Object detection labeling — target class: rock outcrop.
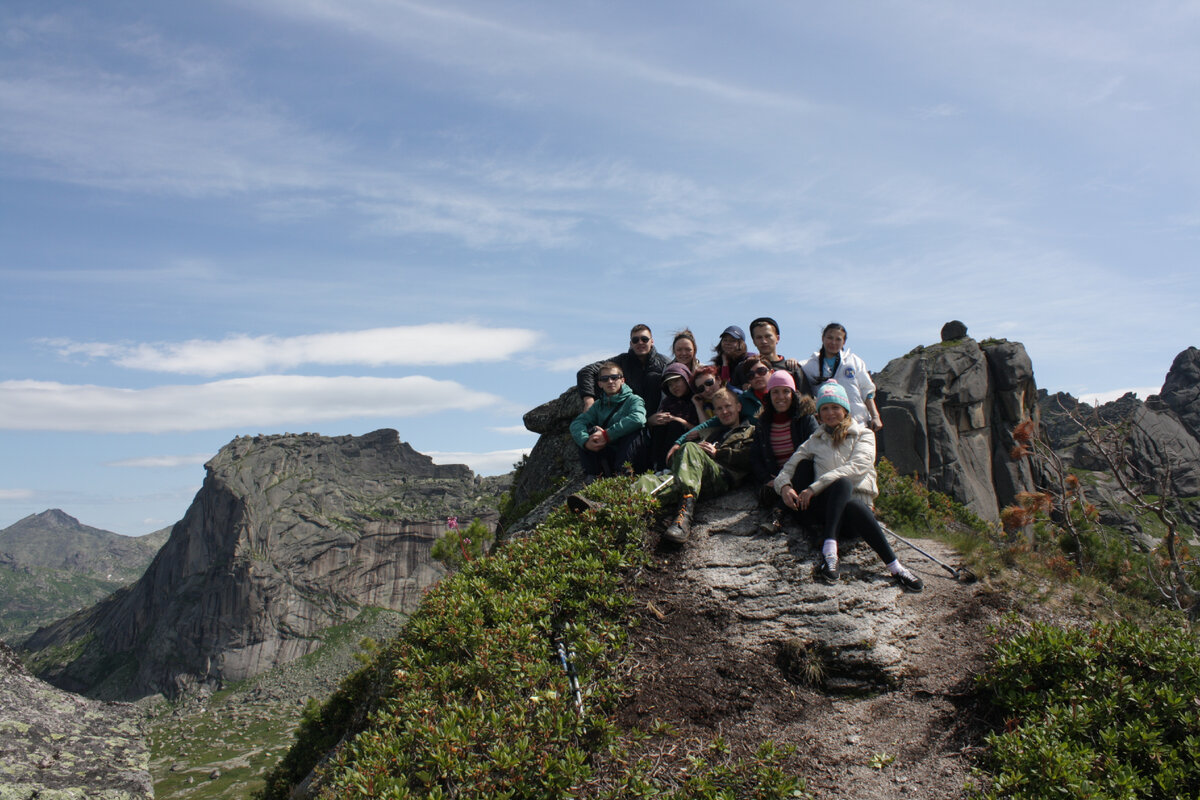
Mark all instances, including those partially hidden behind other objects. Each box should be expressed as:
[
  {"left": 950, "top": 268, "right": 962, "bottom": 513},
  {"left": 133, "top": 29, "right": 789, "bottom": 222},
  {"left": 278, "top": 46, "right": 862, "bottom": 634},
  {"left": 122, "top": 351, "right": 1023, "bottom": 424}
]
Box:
[
  {"left": 1159, "top": 346, "right": 1200, "bottom": 443},
  {"left": 23, "top": 429, "right": 503, "bottom": 700},
  {"left": 0, "top": 639, "right": 151, "bottom": 799},
  {"left": 874, "top": 327, "right": 1038, "bottom": 522}
]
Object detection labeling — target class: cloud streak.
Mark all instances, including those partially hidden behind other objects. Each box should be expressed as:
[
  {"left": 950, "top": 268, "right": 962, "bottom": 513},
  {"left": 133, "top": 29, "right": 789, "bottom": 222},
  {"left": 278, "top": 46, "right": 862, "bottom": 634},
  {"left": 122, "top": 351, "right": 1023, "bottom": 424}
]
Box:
[
  {"left": 43, "top": 324, "right": 539, "bottom": 375},
  {"left": 0, "top": 375, "right": 499, "bottom": 433},
  {"left": 105, "top": 454, "right": 212, "bottom": 468},
  {"left": 426, "top": 448, "right": 532, "bottom": 476}
]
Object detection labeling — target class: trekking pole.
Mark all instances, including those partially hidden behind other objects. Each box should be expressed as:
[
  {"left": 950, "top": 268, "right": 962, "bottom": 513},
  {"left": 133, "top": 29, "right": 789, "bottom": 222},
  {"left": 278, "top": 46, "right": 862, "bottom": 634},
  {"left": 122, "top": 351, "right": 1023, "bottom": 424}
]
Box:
[
  {"left": 551, "top": 625, "right": 585, "bottom": 715},
  {"left": 648, "top": 474, "right": 675, "bottom": 496},
  {"left": 878, "top": 522, "right": 977, "bottom": 583}
]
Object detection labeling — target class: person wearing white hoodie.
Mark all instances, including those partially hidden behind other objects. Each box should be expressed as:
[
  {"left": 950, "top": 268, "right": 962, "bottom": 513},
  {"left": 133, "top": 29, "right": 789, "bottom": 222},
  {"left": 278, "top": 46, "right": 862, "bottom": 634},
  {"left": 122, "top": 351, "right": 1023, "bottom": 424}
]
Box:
[{"left": 773, "top": 382, "right": 922, "bottom": 592}]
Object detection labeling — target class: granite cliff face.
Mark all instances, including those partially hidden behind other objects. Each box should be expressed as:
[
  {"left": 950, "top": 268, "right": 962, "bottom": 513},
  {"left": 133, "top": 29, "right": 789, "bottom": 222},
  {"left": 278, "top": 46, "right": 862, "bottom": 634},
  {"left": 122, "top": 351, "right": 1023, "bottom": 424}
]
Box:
[
  {"left": 874, "top": 325, "right": 1038, "bottom": 522},
  {"left": 24, "top": 429, "right": 502, "bottom": 700}
]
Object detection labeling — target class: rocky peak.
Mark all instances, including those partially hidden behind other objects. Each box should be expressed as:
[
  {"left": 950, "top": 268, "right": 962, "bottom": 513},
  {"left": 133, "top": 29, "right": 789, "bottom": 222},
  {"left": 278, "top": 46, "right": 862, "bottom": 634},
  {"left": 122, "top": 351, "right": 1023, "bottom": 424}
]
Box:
[
  {"left": 23, "top": 429, "right": 499, "bottom": 700},
  {"left": 1159, "top": 346, "right": 1200, "bottom": 442},
  {"left": 873, "top": 326, "right": 1038, "bottom": 521}
]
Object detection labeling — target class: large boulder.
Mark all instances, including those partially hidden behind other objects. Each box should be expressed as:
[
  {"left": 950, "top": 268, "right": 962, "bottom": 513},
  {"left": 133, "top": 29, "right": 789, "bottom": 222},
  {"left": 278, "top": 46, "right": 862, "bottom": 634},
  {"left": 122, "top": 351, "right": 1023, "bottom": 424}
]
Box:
[
  {"left": 23, "top": 429, "right": 502, "bottom": 700},
  {"left": 874, "top": 332, "right": 1038, "bottom": 522}
]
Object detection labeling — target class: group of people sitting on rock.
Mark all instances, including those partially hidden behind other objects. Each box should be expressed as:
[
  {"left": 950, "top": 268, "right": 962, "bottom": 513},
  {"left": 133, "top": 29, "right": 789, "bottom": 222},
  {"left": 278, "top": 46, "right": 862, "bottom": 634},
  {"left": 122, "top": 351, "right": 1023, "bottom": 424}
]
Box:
[{"left": 568, "top": 320, "right": 923, "bottom": 593}]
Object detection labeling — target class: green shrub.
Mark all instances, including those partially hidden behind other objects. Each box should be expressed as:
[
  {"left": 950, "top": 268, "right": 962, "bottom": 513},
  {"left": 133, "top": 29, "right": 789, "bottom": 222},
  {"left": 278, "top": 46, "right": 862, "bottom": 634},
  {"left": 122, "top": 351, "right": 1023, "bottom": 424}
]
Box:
[
  {"left": 972, "top": 619, "right": 1200, "bottom": 799},
  {"left": 257, "top": 480, "right": 807, "bottom": 799}
]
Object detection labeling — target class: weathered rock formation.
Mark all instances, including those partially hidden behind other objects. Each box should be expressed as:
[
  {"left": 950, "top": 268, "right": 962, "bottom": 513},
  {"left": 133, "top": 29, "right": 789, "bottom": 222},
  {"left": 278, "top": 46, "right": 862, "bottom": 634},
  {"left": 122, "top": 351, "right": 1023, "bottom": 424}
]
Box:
[
  {"left": 0, "top": 639, "right": 151, "bottom": 799},
  {"left": 508, "top": 388, "right": 588, "bottom": 532},
  {"left": 0, "top": 511, "right": 168, "bottom": 645},
  {"left": 874, "top": 325, "right": 1038, "bottom": 522},
  {"left": 23, "top": 429, "right": 503, "bottom": 700},
  {"left": 1036, "top": 348, "right": 1200, "bottom": 540}
]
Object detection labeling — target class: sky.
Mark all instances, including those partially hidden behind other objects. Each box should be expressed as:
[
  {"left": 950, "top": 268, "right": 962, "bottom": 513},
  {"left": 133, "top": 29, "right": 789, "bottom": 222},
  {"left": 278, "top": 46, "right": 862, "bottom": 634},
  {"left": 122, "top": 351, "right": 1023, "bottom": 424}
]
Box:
[{"left": 2, "top": 1, "right": 1198, "bottom": 536}]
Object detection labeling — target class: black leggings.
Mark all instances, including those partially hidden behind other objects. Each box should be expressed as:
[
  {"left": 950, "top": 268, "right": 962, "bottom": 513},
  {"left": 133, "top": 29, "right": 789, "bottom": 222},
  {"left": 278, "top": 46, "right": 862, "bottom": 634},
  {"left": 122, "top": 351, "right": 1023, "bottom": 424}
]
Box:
[{"left": 791, "top": 472, "right": 897, "bottom": 565}]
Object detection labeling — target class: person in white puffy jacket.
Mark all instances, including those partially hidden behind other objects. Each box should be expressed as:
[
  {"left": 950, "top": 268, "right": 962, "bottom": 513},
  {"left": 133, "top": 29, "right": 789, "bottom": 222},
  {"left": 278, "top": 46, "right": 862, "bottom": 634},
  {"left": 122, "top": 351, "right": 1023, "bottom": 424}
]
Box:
[
  {"left": 799, "top": 322, "right": 883, "bottom": 431},
  {"left": 773, "top": 382, "right": 922, "bottom": 592}
]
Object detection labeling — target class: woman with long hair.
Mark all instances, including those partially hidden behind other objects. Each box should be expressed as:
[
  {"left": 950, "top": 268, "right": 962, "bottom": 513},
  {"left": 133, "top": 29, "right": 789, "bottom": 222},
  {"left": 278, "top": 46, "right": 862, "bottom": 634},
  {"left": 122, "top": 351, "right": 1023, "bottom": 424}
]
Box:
[
  {"left": 773, "top": 382, "right": 922, "bottom": 592},
  {"left": 800, "top": 322, "right": 882, "bottom": 431},
  {"left": 710, "top": 325, "right": 753, "bottom": 386},
  {"left": 751, "top": 370, "right": 818, "bottom": 533}
]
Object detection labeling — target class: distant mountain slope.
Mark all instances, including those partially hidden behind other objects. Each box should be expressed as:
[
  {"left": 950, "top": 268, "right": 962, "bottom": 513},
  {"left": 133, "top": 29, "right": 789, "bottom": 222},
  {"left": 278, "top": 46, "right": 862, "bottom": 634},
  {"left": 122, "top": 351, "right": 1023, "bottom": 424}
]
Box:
[{"left": 0, "top": 510, "right": 168, "bottom": 645}]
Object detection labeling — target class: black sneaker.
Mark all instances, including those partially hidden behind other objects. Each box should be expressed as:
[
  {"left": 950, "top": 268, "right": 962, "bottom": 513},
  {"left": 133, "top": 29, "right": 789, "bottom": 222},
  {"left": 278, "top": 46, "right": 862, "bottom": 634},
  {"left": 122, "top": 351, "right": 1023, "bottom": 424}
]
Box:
[
  {"left": 894, "top": 566, "right": 924, "bottom": 593},
  {"left": 815, "top": 555, "right": 839, "bottom": 584}
]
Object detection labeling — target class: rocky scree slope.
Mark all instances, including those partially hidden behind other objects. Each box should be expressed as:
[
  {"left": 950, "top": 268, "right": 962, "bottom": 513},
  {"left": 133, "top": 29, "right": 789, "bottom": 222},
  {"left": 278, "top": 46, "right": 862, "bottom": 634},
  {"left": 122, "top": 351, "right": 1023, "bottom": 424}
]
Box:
[
  {"left": 23, "top": 429, "right": 503, "bottom": 701},
  {"left": 0, "top": 639, "right": 152, "bottom": 800}
]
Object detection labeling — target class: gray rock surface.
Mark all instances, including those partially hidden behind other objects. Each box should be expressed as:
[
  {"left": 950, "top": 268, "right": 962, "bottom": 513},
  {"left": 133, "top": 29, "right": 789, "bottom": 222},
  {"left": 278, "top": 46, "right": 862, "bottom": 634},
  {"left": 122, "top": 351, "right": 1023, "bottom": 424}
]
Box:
[
  {"left": 875, "top": 335, "right": 1038, "bottom": 521},
  {"left": 1160, "top": 346, "right": 1200, "bottom": 442},
  {"left": 508, "top": 388, "right": 585, "bottom": 525},
  {"left": 0, "top": 639, "right": 151, "bottom": 799},
  {"left": 24, "top": 429, "right": 502, "bottom": 700},
  {"left": 672, "top": 488, "right": 958, "bottom": 694}
]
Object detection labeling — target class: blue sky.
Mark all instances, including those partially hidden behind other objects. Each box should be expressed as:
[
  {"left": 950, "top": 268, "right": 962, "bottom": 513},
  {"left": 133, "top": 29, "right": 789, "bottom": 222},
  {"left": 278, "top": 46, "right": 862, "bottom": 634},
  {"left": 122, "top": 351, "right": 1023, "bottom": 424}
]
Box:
[{"left": 3, "top": 1, "right": 1198, "bottom": 535}]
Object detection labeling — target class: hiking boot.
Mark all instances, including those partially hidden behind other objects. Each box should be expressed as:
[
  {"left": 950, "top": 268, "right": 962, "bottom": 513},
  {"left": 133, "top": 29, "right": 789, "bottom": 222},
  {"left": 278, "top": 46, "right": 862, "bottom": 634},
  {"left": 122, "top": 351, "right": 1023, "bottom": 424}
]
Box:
[
  {"left": 756, "top": 507, "right": 785, "bottom": 536},
  {"left": 894, "top": 566, "right": 924, "bottom": 593},
  {"left": 662, "top": 494, "right": 696, "bottom": 545},
  {"left": 815, "top": 554, "right": 839, "bottom": 584},
  {"left": 567, "top": 493, "right": 604, "bottom": 514}
]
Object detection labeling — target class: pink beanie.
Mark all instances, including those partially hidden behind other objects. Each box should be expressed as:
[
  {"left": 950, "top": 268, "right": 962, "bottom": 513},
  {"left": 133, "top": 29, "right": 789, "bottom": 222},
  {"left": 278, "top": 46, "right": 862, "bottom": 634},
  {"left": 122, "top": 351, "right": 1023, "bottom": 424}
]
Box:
[{"left": 765, "top": 370, "right": 795, "bottom": 392}]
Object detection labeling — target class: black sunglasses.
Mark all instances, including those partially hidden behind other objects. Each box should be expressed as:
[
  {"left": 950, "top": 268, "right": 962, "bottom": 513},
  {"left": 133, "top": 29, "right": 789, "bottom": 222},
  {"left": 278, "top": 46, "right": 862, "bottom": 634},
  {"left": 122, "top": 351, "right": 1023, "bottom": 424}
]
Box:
[
  {"left": 694, "top": 377, "right": 717, "bottom": 389},
  {"left": 750, "top": 366, "right": 770, "bottom": 377},
  {"left": 598, "top": 374, "right": 624, "bottom": 383},
  {"left": 630, "top": 335, "right": 651, "bottom": 344}
]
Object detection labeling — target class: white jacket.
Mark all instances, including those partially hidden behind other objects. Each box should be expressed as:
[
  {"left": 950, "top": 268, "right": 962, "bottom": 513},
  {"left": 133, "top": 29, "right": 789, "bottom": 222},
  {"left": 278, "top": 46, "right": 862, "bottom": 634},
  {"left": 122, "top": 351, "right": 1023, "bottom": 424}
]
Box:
[
  {"left": 773, "top": 419, "right": 878, "bottom": 504},
  {"left": 800, "top": 348, "right": 876, "bottom": 425}
]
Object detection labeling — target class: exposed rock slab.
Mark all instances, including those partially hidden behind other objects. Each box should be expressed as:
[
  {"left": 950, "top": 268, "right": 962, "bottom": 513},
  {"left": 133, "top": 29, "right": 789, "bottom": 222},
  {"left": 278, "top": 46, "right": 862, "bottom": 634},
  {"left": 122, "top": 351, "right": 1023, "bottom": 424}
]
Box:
[
  {"left": 676, "top": 488, "right": 932, "bottom": 693},
  {"left": 0, "top": 640, "right": 151, "bottom": 799}
]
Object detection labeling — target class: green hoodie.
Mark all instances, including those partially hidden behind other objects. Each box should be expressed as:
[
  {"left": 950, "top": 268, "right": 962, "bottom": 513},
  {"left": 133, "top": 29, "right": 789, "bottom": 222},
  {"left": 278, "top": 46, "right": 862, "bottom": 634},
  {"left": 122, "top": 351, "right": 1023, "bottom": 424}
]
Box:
[{"left": 569, "top": 384, "right": 647, "bottom": 447}]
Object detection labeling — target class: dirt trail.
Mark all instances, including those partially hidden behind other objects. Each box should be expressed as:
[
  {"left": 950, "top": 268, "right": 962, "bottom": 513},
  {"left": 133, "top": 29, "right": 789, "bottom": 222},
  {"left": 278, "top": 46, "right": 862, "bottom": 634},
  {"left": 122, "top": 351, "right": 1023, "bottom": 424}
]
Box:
[{"left": 614, "top": 488, "right": 1007, "bottom": 799}]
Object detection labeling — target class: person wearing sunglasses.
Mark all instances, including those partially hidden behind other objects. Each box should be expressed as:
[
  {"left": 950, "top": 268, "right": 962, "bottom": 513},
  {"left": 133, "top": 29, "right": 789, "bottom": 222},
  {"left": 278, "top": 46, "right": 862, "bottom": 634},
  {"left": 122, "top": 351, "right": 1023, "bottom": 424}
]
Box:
[
  {"left": 677, "top": 357, "right": 764, "bottom": 447},
  {"left": 799, "top": 322, "right": 882, "bottom": 431},
  {"left": 569, "top": 363, "right": 648, "bottom": 478},
  {"left": 690, "top": 365, "right": 724, "bottom": 422},
  {"left": 577, "top": 324, "right": 669, "bottom": 416},
  {"left": 733, "top": 317, "right": 815, "bottom": 399}
]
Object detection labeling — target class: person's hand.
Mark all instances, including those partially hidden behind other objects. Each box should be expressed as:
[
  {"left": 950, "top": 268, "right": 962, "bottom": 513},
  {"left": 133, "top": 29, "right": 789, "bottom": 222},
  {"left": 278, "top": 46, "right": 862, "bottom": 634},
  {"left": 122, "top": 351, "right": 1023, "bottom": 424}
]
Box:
[
  {"left": 649, "top": 412, "right": 668, "bottom": 426},
  {"left": 784, "top": 358, "right": 800, "bottom": 371},
  {"left": 869, "top": 417, "right": 884, "bottom": 432},
  {"left": 797, "top": 487, "right": 814, "bottom": 510},
  {"left": 699, "top": 441, "right": 717, "bottom": 457},
  {"left": 665, "top": 444, "right": 680, "bottom": 462},
  {"left": 585, "top": 430, "right": 607, "bottom": 451}
]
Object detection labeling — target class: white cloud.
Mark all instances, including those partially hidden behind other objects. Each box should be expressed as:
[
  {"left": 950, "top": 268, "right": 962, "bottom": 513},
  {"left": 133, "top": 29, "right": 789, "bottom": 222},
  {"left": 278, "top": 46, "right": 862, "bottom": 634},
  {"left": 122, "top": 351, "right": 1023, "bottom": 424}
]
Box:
[
  {"left": 489, "top": 425, "right": 536, "bottom": 436},
  {"left": 1076, "top": 385, "right": 1162, "bottom": 407},
  {"left": 106, "top": 454, "right": 211, "bottom": 468},
  {"left": 0, "top": 489, "right": 34, "bottom": 500},
  {"left": 543, "top": 350, "right": 615, "bottom": 373},
  {"left": 426, "top": 448, "right": 531, "bottom": 476},
  {"left": 43, "top": 324, "right": 539, "bottom": 376},
  {"left": 0, "top": 375, "right": 500, "bottom": 433}
]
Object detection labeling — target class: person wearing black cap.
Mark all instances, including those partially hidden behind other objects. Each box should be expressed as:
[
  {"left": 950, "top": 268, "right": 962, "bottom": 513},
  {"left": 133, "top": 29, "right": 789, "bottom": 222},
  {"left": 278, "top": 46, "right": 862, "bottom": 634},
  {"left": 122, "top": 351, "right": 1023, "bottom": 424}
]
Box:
[
  {"left": 733, "top": 317, "right": 815, "bottom": 397},
  {"left": 710, "top": 324, "right": 753, "bottom": 386}
]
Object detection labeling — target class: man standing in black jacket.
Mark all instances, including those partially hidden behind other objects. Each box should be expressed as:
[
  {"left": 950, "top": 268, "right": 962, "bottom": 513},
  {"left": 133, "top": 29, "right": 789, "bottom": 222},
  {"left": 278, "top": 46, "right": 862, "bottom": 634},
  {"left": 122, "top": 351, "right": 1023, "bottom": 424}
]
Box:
[{"left": 577, "top": 324, "right": 669, "bottom": 415}]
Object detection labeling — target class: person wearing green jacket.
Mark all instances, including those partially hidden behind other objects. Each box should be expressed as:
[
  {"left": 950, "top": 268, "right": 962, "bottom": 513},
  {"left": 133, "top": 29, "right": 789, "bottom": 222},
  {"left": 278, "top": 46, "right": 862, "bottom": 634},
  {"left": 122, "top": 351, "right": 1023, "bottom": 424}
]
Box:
[{"left": 569, "top": 362, "right": 647, "bottom": 477}]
